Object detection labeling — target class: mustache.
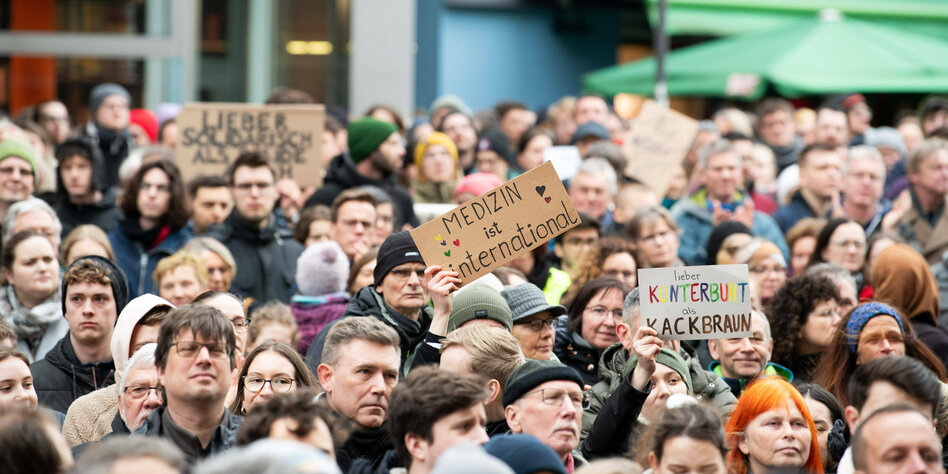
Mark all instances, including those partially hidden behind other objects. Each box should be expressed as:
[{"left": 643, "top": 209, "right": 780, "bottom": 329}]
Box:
[{"left": 552, "top": 421, "right": 578, "bottom": 435}]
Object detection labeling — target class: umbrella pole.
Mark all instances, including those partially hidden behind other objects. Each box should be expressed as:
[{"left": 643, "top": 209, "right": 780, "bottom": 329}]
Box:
[{"left": 653, "top": 0, "right": 669, "bottom": 107}]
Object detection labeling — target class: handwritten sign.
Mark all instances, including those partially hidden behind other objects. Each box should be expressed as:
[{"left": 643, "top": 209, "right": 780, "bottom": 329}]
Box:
[
  {"left": 175, "top": 103, "right": 325, "bottom": 188},
  {"left": 410, "top": 161, "right": 579, "bottom": 286},
  {"left": 622, "top": 100, "right": 698, "bottom": 197},
  {"left": 638, "top": 264, "right": 752, "bottom": 340}
]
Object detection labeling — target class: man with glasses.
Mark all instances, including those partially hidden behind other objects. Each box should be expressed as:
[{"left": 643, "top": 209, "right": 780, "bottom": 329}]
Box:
[
  {"left": 329, "top": 189, "right": 377, "bottom": 262},
  {"left": 135, "top": 305, "right": 241, "bottom": 463},
  {"left": 205, "top": 151, "right": 303, "bottom": 304},
  {"left": 502, "top": 283, "right": 567, "bottom": 361},
  {"left": 193, "top": 291, "right": 248, "bottom": 356},
  {"left": 503, "top": 359, "right": 588, "bottom": 470},
  {"left": 0, "top": 140, "right": 38, "bottom": 225},
  {"left": 672, "top": 139, "right": 788, "bottom": 265},
  {"left": 116, "top": 344, "right": 162, "bottom": 434},
  {"left": 306, "top": 231, "right": 433, "bottom": 375}
]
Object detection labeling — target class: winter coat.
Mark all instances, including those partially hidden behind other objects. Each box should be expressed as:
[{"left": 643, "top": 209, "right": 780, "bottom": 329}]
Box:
[
  {"left": 78, "top": 121, "right": 134, "bottom": 190},
  {"left": 204, "top": 211, "right": 303, "bottom": 304},
  {"left": 581, "top": 369, "right": 648, "bottom": 461},
  {"left": 553, "top": 328, "right": 601, "bottom": 388},
  {"left": 774, "top": 190, "right": 821, "bottom": 234},
  {"left": 133, "top": 406, "right": 242, "bottom": 464},
  {"left": 53, "top": 187, "right": 122, "bottom": 237},
  {"left": 709, "top": 361, "right": 794, "bottom": 399},
  {"left": 670, "top": 188, "right": 789, "bottom": 265},
  {"left": 895, "top": 192, "right": 948, "bottom": 265},
  {"left": 108, "top": 222, "right": 192, "bottom": 298},
  {"left": 62, "top": 384, "right": 118, "bottom": 448},
  {"left": 411, "top": 180, "right": 456, "bottom": 204},
  {"left": 290, "top": 293, "right": 349, "bottom": 354},
  {"left": 305, "top": 285, "right": 433, "bottom": 376},
  {"left": 581, "top": 342, "right": 735, "bottom": 442},
  {"left": 304, "top": 154, "right": 419, "bottom": 228},
  {"left": 32, "top": 335, "right": 115, "bottom": 414},
  {"left": 0, "top": 288, "right": 66, "bottom": 362},
  {"left": 933, "top": 251, "right": 948, "bottom": 329},
  {"left": 337, "top": 424, "right": 394, "bottom": 474},
  {"left": 767, "top": 135, "right": 805, "bottom": 174}
]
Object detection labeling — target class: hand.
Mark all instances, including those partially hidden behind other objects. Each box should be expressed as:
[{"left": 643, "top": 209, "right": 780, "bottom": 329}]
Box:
[
  {"left": 351, "top": 239, "right": 370, "bottom": 262},
  {"left": 630, "top": 326, "right": 664, "bottom": 391},
  {"left": 710, "top": 200, "right": 732, "bottom": 227},
  {"left": 830, "top": 189, "right": 847, "bottom": 219},
  {"left": 425, "top": 266, "right": 462, "bottom": 336},
  {"left": 275, "top": 178, "right": 304, "bottom": 222},
  {"left": 881, "top": 190, "right": 911, "bottom": 233},
  {"left": 732, "top": 199, "right": 755, "bottom": 229}
]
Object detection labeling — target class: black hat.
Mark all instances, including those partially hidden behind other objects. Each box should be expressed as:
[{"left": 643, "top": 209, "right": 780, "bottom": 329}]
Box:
[
  {"left": 61, "top": 256, "right": 130, "bottom": 316},
  {"left": 503, "top": 359, "right": 583, "bottom": 407},
  {"left": 477, "top": 128, "right": 513, "bottom": 163},
  {"left": 374, "top": 231, "right": 426, "bottom": 286}
]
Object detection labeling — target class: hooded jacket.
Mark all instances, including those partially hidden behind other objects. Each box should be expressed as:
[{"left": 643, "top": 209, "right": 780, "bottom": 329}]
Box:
[
  {"left": 670, "top": 188, "right": 790, "bottom": 265},
  {"left": 108, "top": 221, "right": 192, "bottom": 298},
  {"left": 51, "top": 137, "right": 120, "bottom": 236},
  {"left": 304, "top": 154, "right": 420, "bottom": 228},
  {"left": 204, "top": 211, "right": 303, "bottom": 304},
  {"left": 305, "top": 285, "right": 433, "bottom": 376},
  {"left": 31, "top": 335, "right": 116, "bottom": 414},
  {"left": 581, "top": 341, "right": 736, "bottom": 442}
]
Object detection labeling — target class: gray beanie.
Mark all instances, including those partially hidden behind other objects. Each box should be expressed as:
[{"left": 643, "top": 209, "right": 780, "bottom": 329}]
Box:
[
  {"left": 296, "top": 241, "right": 349, "bottom": 297},
  {"left": 89, "top": 83, "right": 131, "bottom": 114}
]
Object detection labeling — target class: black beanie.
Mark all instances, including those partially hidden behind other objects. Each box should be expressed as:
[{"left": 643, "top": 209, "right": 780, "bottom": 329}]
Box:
[
  {"left": 374, "top": 231, "right": 426, "bottom": 286},
  {"left": 503, "top": 359, "right": 584, "bottom": 407},
  {"left": 705, "top": 221, "right": 752, "bottom": 265},
  {"left": 61, "top": 256, "right": 130, "bottom": 316}
]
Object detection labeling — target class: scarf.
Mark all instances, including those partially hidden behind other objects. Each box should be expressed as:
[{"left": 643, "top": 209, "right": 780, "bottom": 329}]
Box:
[
  {"left": 0, "top": 286, "right": 61, "bottom": 350},
  {"left": 121, "top": 218, "right": 172, "bottom": 250}
]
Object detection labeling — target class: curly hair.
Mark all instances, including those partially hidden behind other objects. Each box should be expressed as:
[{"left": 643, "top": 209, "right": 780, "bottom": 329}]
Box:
[{"left": 766, "top": 274, "right": 840, "bottom": 366}]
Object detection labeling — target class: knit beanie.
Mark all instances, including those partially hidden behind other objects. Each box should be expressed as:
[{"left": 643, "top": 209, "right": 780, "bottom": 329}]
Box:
[
  {"left": 0, "top": 140, "right": 38, "bottom": 187},
  {"left": 414, "top": 131, "right": 458, "bottom": 182},
  {"left": 454, "top": 172, "right": 503, "bottom": 201},
  {"left": 89, "top": 83, "right": 131, "bottom": 114},
  {"left": 348, "top": 117, "right": 399, "bottom": 164},
  {"left": 374, "top": 231, "right": 425, "bottom": 286},
  {"left": 477, "top": 129, "right": 513, "bottom": 163},
  {"left": 846, "top": 302, "right": 905, "bottom": 353},
  {"left": 130, "top": 108, "right": 159, "bottom": 142},
  {"left": 61, "top": 255, "right": 130, "bottom": 316},
  {"left": 624, "top": 347, "right": 694, "bottom": 394},
  {"left": 503, "top": 359, "right": 584, "bottom": 407},
  {"left": 483, "top": 434, "right": 566, "bottom": 474},
  {"left": 296, "top": 241, "right": 350, "bottom": 297},
  {"left": 705, "top": 221, "right": 751, "bottom": 265},
  {"left": 447, "top": 285, "right": 513, "bottom": 333}
]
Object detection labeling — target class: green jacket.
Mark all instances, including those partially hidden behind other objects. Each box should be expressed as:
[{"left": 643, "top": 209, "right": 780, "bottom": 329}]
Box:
[{"left": 581, "top": 341, "right": 737, "bottom": 442}]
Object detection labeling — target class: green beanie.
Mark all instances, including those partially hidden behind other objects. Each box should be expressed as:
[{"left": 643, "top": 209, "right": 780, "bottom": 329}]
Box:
[
  {"left": 348, "top": 117, "right": 399, "bottom": 164},
  {"left": 0, "top": 140, "right": 38, "bottom": 187},
  {"left": 624, "top": 347, "right": 693, "bottom": 394}
]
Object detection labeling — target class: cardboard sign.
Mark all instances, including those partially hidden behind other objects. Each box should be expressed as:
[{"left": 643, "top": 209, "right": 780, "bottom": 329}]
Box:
[
  {"left": 638, "top": 264, "right": 753, "bottom": 340},
  {"left": 623, "top": 100, "right": 698, "bottom": 197},
  {"left": 410, "top": 161, "right": 579, "bottom": 286},
  {"left": 175, "top": 103, "right": 325, "bottom": 188}
]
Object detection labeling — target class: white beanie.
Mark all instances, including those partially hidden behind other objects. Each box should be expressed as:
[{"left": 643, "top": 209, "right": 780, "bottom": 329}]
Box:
[{"left": 296, "top": 241, "right": 350, "bottom": 297}]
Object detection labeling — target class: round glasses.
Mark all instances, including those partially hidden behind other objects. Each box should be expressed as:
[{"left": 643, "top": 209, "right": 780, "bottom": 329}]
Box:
[{"left": 243, "top": 375, "right": 296, "bottom": 393}]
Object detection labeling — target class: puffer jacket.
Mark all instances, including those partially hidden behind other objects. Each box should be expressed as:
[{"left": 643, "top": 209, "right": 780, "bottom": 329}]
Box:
[
  {"left": 108, "top": 222, "right": 192, "bottom": 297},
  {"left": 553, "top": 327, "right": 601, "bottom": 387},
  {"left": 32, "top": 335, "right": 115, "bottom": 414}
]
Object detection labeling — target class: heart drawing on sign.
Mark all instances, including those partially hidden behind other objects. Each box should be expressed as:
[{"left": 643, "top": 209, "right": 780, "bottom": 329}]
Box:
[
  {"left": 435, "top": 234, "right": 442, "bottom": 241},
  {"left": 453, "top": 239, "right": 461, "bottom": 247},
  {"left": 444, "top": 250, "right": 451, "bottom": 257},
  {"left": 545, "top": 197, "right": 551, "bottom": 203},
  {"left": 440, "top": 240, "right": 447, "bottom": 246},
  {"left": 535, "top": 185, "right": 546, "bottom": 197}
]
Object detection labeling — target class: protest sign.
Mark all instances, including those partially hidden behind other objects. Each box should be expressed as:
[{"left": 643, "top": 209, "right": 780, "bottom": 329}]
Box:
[
  {"left": 623, "top": 100, "right": 699, "bottom": 197},
  {"left": 175, "top": 103, "right": 325, "bottom": 188},
  {"left": 638, "top": 264, "right": 753, "bottom": 340},
  {"left": 410, "top": 161, "right": 579, "bottom": 286}
]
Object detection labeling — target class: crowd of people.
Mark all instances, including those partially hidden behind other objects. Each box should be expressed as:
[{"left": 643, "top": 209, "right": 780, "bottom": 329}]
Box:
[{"left": 1, "top": 83, "right": 948, "bottom": 474}]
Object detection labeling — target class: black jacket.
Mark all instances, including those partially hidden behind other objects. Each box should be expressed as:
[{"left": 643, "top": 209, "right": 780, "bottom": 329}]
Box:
[
  {"left": 52, "top": 187, "right": 122, "bottom": 237},
  {"left": 581, "top": 376, "right": 648, "bottom": 461},
  {"left": 79, "top": 121, "right": 133, "bottom": 189},
  {"left": 306, "top": 285, "right": 433, "bottom": 376},
  {"left": 133, "top": 406, "right": 242, "bottom": 464},
  {"left": 336, "top": 424, "right": 393, "bottom": 473},
  {"left": 205, "top": 211, "right": 303, "bottom": 304},
  {"left": 553, "top": 328, "right": 601, "bottom": 387},
  {"left": 304, "top": 154, "right": 419, "bottom": 228},
  {"left": 32, "top": 335, "right": 115, "bottom": 414}
]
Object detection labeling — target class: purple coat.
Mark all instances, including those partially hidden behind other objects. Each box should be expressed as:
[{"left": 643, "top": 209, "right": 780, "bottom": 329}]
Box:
[{"left": 290, "top": 293, "right": 349, "bottom": 354}]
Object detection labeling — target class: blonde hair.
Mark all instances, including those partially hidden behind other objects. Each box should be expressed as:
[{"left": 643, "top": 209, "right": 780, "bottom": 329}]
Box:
[
  {"left": 248, "top": 302, "right": 300, "bottom": 349},
  {"left": 153, "top": 251, "right": 208, "bottom": 289},
  {"left": 181, "top": 236, "right": 237, "bottom": 274},
  {"left": 441, "top": 325, "right": 524, "bottom": 387},
  {"left": 60, "top": 225, "right": 115, "bottom": 265}
]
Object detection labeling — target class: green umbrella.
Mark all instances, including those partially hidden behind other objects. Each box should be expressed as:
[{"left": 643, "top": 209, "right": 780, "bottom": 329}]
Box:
[{"left": 583, "top": 10, "right": 948, "bottom": 99}]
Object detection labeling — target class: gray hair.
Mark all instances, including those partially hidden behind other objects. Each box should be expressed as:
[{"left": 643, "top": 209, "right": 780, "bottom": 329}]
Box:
[
  {"left": 182, "top": 236, "right": 238, "bottom": 274},
  {"left": 622, "top": 287, "right": 641, "bottom": 327},
  {"left": 321, "top": 317, "right": 401, "bottom": 367},
  {"left": 583, "top": 141, "right": 626, "bottom": 178},
  {"left": 805, "top": 262, "right": 857, "bottom": 295},
  {"left": 1, "top": 196, "right": 62, "bottom": 245},
  {"left": 574, "top": 157, "right": 618, "bottom": 196},
  {"left": 697, "top": 139, "right": 739, "bottom": 170},
  {"left": 845, "top": 145, "right": 885, "bottom": 176},
  {"left": 68, "top": 435, "right": 187, "bottom": 474},
  {"left": 116, "top": 343, "right": 157, "bottom": 394}
]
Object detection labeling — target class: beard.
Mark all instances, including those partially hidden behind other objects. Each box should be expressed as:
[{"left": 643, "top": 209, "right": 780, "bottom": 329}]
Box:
[{"left": 370, "top": 151, "right": 397, "bottom": 178}]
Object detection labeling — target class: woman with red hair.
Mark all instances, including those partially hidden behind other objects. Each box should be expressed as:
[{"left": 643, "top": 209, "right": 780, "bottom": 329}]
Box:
[{"left": 725, "top": 376, "right": 823, "bottom": 474}]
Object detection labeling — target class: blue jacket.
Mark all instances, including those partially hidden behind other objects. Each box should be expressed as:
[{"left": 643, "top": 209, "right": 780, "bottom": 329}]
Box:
[
  {"left": 774, "top": 190, "right": 820, "bottom": 234},
  {"left": 108, "top": 223, "right": 192, "bottom": 297},
  {"left": 670, "top": 189, "right": 789, "bottom": 266}
]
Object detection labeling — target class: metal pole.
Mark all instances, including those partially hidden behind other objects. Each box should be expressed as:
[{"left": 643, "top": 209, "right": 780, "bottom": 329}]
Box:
[{"left": 653, "top": 0, "right": 669, "bottom": 106}]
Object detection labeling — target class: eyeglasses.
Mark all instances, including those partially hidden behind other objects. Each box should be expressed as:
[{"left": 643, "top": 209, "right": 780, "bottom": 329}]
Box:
[
  {"left": 123, "top": 384, "right": 163, "bottom": 401},
  {"left": 389, "top": 268, "right": 425, "bottom": 282},
  {"left": 243, "top": 375, "right": 296, "bottom": 393},
  {"left": 0, "top": 166, "right": 35, "bottom": 178},
  {"left": 831, "top": 240, "right": 866, "bottom": 249},
  {"left": 231, "top": 317, "right": 249, "bottom": 332},
  {"left": 234, "top": 182, "right": 273, "bottom": 192},
  {"left": 514, "top": 318, "right": 555, "bottom": 332},
  {"left": 585, "top": 306, "right": 623, "bottom": 321},
  {"left": 170, "top": 341, "right": 230, "bottom": 359},
  {"left": 524, "top": 388, "right": 589, "bottom": 409}
]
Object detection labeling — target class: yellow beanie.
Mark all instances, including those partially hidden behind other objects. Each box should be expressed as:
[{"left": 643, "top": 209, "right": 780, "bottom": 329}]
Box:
[{"left": 413, "top": 132, "right": 458, "bottom": 182}]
